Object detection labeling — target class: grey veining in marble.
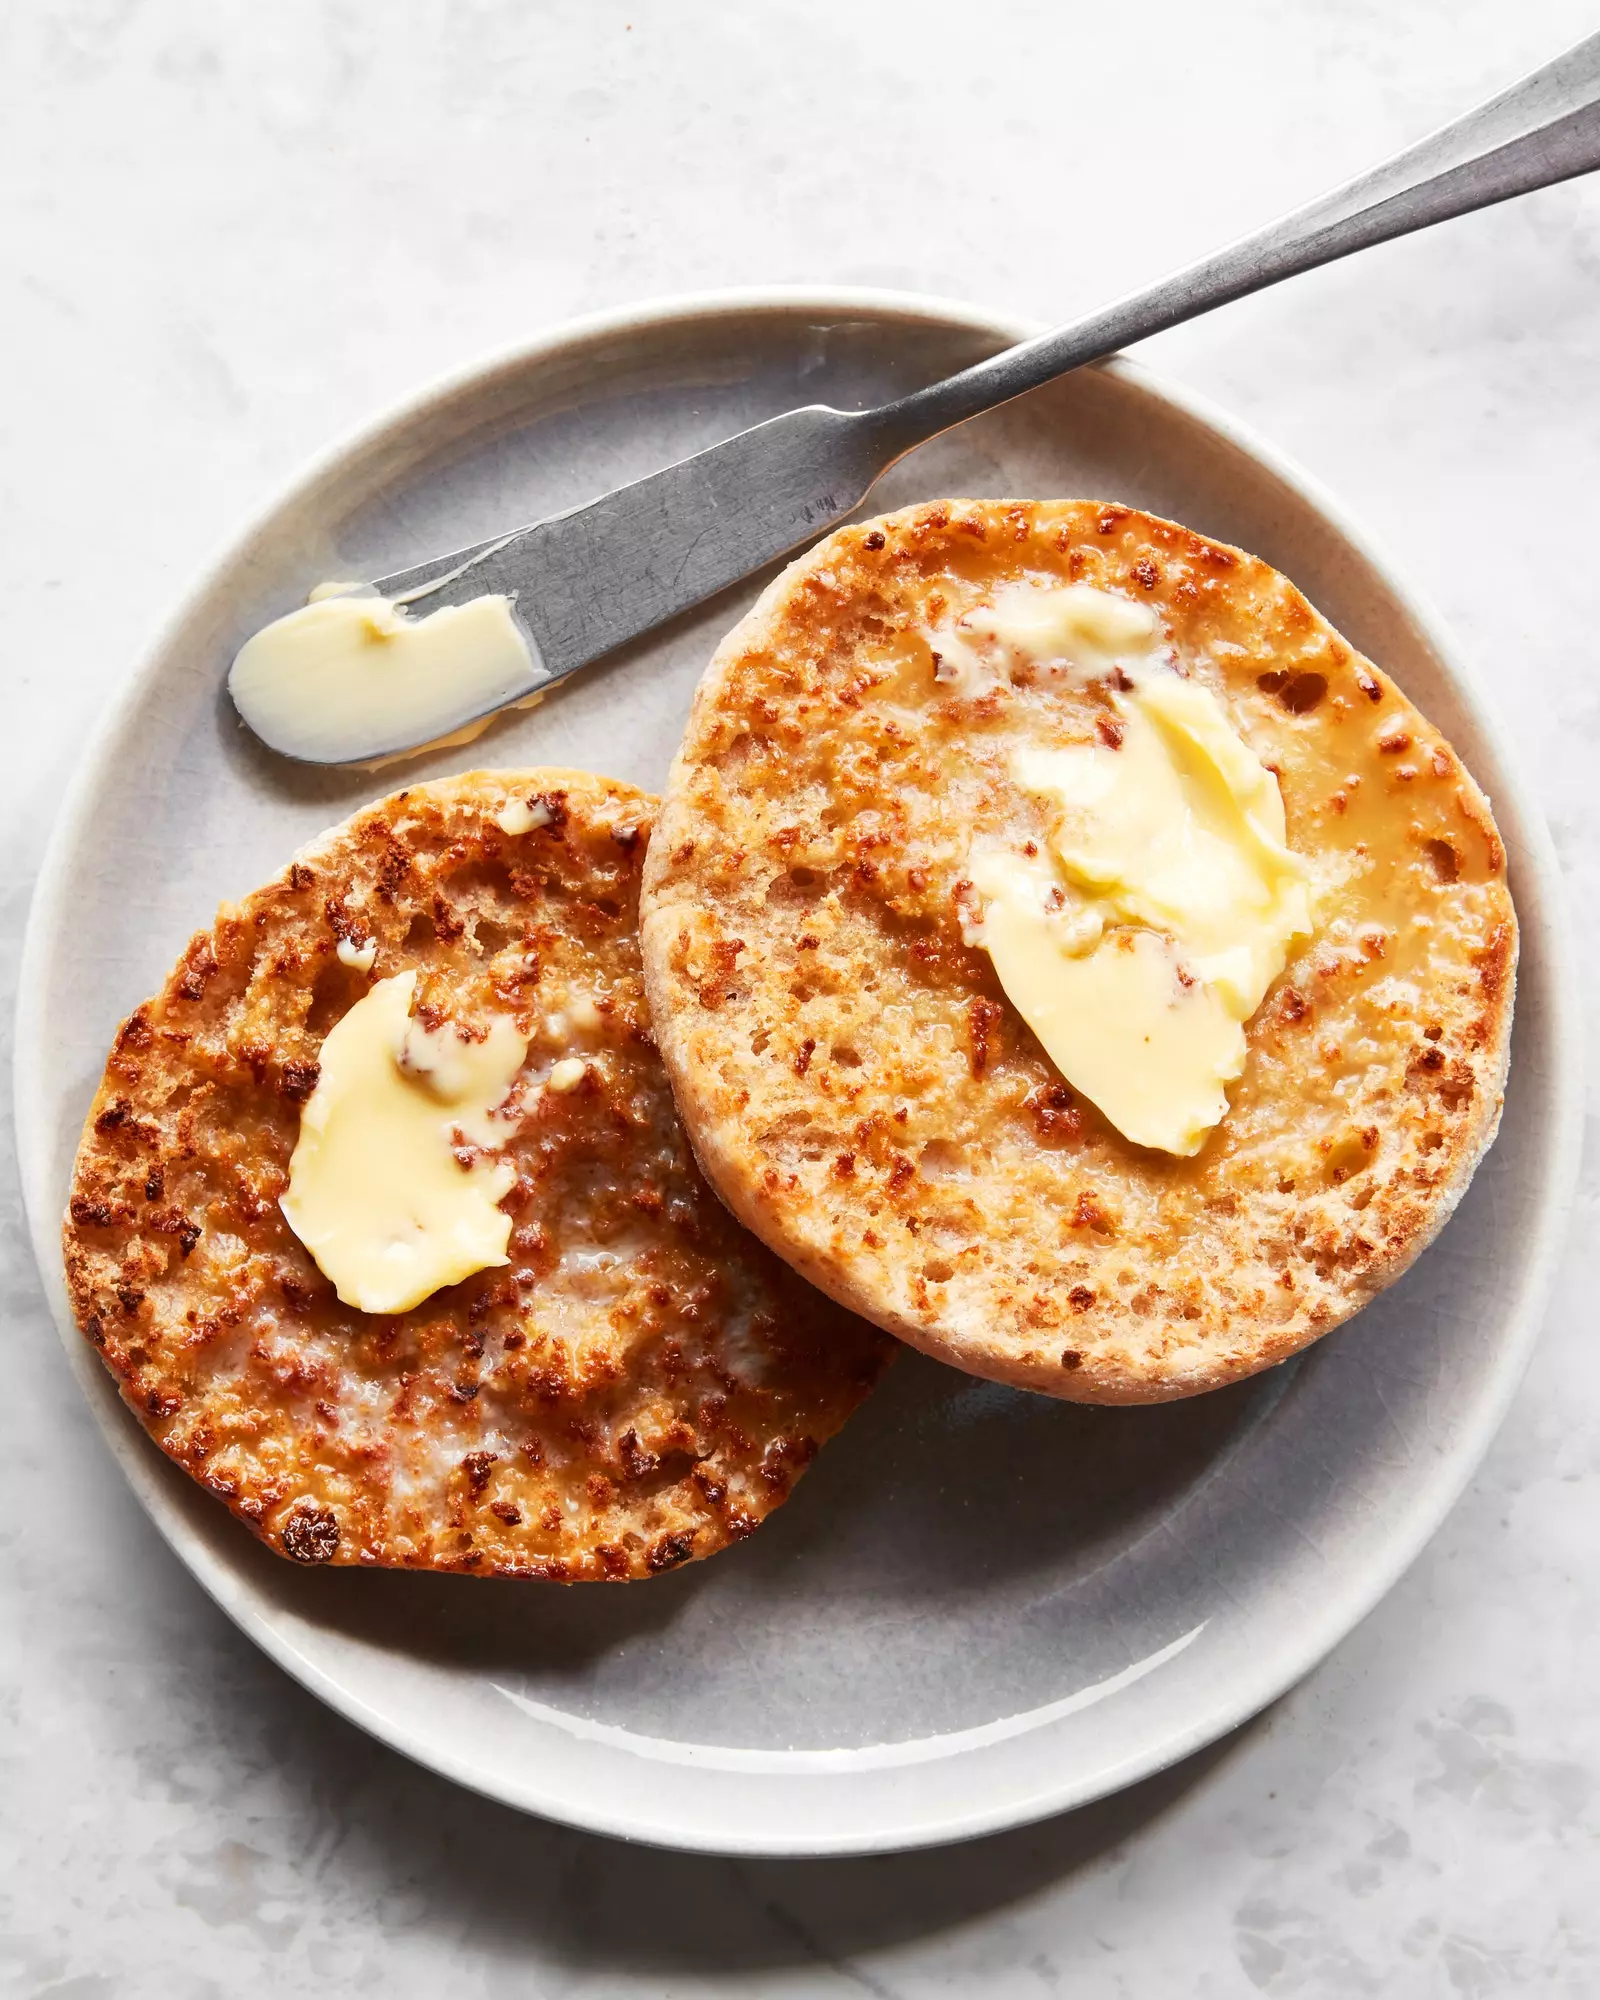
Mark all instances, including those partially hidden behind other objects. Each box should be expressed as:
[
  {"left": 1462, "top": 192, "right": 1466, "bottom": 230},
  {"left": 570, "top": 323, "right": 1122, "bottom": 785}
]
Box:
[{"left": 1, "top": 1, "right": 1596, "bottom": 1994}]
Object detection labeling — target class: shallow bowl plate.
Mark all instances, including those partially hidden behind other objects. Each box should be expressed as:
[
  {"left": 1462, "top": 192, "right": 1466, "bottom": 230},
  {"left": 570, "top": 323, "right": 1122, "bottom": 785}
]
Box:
[{"left": 15, "top": 291, "right": 1581, "bottom": 1855}]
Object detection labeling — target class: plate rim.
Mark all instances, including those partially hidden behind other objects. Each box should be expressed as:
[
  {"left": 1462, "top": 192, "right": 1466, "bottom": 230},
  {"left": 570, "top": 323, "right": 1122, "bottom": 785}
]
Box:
[{"left": 14, "top": 284, "right": 1584, "bottom": 1856}]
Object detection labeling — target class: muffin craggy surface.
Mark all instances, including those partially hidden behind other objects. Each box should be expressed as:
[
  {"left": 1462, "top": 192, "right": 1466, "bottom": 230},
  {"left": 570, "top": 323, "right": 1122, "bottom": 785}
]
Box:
[
  {"left": 639, "top": 501, "right": 1516, "bottom": 1403},
  {"left": 63, "top": 771, "right": 892, "bottom": 1576}
]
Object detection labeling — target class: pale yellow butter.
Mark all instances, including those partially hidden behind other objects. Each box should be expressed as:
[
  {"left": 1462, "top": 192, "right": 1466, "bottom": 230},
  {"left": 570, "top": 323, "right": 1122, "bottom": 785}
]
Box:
[
  {"left": 335, "top": 934, "right": 377, "bottom": 972},
  {"left": 965, "top": 579, "right": 1160, "bottom": 672},
  {"left": 495, "top": 794, "right": 555, "bottom": 836},
  {"left": 966, "top": 586, "right": 1313, "bottom": 1155},
  {"left": 281, "top": 971, "right": 527, "bottom": 1313},
  {"left": 932, "top": 580, "right": 1161, "bottom": 693},
  {"left": 969, "top": 847, "right": 1245, "bottom": 1152},
  {"left": 230, "top": 589, "right": 535, "bottom": 766}
]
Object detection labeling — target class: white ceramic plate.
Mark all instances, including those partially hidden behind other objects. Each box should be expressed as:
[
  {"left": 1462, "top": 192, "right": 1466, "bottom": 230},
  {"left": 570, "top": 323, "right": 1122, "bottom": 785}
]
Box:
[{"left": 16, "top": 291, "right": 1581, "bottom": 1856}]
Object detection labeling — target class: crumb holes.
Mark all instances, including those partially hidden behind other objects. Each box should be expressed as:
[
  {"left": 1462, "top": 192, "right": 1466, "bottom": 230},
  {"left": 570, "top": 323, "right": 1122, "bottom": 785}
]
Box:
[
  {"left": 1258, "top": 668, "right": 1329, "bottom": 712},
  {"left": 1424, "top": 838, "right": 1460, "bottom": 883},
  {"left": 750, "top": 1027, "right": 771, "bottom": 1056},
  {"left": 448, "top": 859, "right": 519, "bottom": 905},
  {"left": 474, "top": 918, "right": 512, "bottom": 956},
  {"left": 405, "top": 912, "right": 434, "bottom": 950},
  {"left": 922, "top": 1258, "right": 955, "bottom": 1284},
  {"left": 1323, "top": 1129, "right": 1378, "bottom": 1185},
  {"left": 306, "top": 962, "right": 359, "bottom": 1038},
  {"left": 767, "top": 866, "right": 827, "bottom": 911},
  {"left": 1278, "top": 671, "right": 1327, "bottom": 714},
  {"left": 916, "top": 1139, "right": 965, "bottom": 1181},
  {"left": 830, "top": 1044, "right": 862, "bottom": 1069}
]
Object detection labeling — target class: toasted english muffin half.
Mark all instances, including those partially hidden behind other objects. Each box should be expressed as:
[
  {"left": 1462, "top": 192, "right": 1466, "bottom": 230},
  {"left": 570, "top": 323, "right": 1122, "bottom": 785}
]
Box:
[
  {"left": 63, "top": 771, "right": 893, "bottom": 1577},
  {"left": 639, "top": 501, "right": 1516, "bottom": 1404}
]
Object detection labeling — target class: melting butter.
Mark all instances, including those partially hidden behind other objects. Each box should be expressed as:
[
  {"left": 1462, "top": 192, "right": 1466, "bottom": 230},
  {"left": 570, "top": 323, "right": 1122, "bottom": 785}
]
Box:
[
  {"left": 336, "top": 934, "right": 376, "bottom": 972},
  {"left": 965, "top": 586, "right": 1312, "bottom": 1155},
  {"left": 230, "top": 588, "right": 537, "bottom": 766},
  {"left": 281, "top": 971, "right": 527, "bottom": 1313},
  {"left": 933, "top": 581, "right": 1161, "bottom": 694},
  {"left": 970, "top": 847, "right": 1246, "bottom": 1151},
  {"left": 495, "top": 794, "right": 553, "bottom": 837},
  {"left": 547, "top": 1056, "right": 586, "bottom": 1093}
]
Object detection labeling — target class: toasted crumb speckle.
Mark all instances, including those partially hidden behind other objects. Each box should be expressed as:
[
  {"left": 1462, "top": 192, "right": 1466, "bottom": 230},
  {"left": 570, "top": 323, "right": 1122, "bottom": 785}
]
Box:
[
  {"left": 639, "top": 501, "right": 1516, "bottom": 1405},
  {"left": 64, "top": 770, "right": 893, "bottom": 1577}
]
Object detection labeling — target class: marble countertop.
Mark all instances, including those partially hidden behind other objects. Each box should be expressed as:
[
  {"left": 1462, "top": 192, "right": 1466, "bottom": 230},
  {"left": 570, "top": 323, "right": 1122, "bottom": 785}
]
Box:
[{"left": 3, "top": 2, "right": 1596, "bottom": 1993}]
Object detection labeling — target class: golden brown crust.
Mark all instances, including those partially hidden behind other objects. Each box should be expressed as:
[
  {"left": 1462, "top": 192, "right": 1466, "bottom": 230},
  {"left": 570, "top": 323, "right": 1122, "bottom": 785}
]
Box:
[
  {"left": 63, "top": 771, "right": 893, "bottom": 1576},
  {"left": 639, "top": 501, "right": 1517, "bottom": 1404}
]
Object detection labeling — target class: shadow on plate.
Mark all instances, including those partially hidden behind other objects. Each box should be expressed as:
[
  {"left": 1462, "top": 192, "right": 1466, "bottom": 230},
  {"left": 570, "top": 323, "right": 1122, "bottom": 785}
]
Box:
[
  {"left": 132, "top": 1498, "right": 1269, "bottom": 1976},
  {"left": 268, "top": 1351, "right": 1282, "bottom": 1678}
]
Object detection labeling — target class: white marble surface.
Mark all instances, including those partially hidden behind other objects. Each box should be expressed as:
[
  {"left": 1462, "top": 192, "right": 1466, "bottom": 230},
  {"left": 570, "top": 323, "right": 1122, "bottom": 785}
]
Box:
[{"left": 2, "top": 2, "right": 1597, "bottom": 1992}]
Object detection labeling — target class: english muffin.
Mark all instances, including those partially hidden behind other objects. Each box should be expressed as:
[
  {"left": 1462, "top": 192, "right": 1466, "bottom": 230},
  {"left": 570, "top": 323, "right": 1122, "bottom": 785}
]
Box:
[
  {"left": 63, "top": 771, "right": 893, "bottom": 1577},
  {"left": 639, "top": 501, "right": 1515, "bottom": 1404}
]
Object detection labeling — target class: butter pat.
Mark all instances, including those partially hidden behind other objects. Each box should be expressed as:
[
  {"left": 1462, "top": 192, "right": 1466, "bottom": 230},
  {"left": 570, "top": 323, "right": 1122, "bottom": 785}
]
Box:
[
  {"left": 965, "top": 580, "right": 1160, "bottom": 673},
  {"left": 281, "top": 971, "right": 527, "bottom": 1313},
  {"left": 967, "top": 586, "right": 1312, "bottom": 1155},
  {"left": 933, "top": 581, "right": 1161, "bottom": 694},
  {"left": 336, "top": 934, "right": 377, "bottom": 972},
  {"left": 496, "top": 793, "right": 554, "bottom": 837},
  {"left": 230, "top": 589, "right": 537, "bottom": 766},
  {"left": 970, "top": 848, "right": 1244, "bottom": 1151}
]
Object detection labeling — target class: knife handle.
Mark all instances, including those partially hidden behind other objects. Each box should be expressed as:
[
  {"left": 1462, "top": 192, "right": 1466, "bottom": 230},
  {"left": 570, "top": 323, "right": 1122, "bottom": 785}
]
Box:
[{"left": 866, "top": 29, "right": 1600, "bottom": 455}]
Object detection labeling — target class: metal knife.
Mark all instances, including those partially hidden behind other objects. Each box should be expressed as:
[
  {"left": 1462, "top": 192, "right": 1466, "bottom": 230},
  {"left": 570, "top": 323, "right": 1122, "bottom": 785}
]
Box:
[{"left": 232, "top": 29, "right": 1600, "bottom": 764}]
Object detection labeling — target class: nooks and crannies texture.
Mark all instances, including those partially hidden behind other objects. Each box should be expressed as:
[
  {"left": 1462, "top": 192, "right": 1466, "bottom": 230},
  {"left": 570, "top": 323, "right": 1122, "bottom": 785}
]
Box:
[
  {"left": 638, "top": 501, "right": 1516, "bottom": 1404},
  {"left": 63, "top": 770, "right": 893, "bottom": 1577}
]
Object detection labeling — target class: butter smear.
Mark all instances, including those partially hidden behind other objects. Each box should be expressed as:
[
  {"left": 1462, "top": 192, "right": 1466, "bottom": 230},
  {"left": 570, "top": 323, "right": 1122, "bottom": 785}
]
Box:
[
  {"left": 958, "top": 584, "right": 1312, "bottom": 1155},
  {"left": 230, "top": 588, "right": 535, "bottom": 766},
  {"left": 281, "top": 971, "right": 527, "bottom": 1313}
]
